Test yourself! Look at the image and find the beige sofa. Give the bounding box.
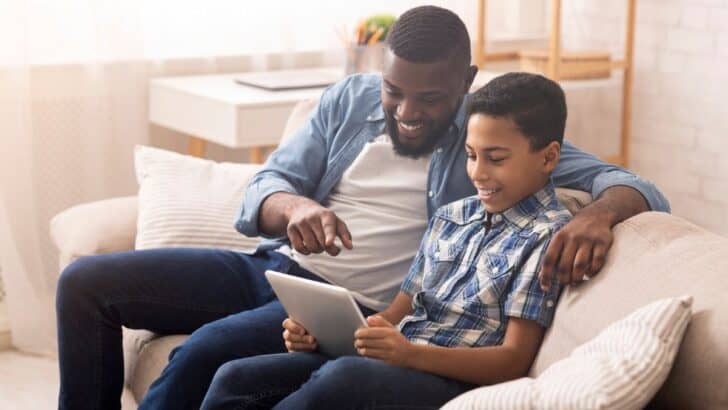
[50,102,728,408]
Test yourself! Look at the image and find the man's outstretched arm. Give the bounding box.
[539,185,649,290]
[542,142,670,288]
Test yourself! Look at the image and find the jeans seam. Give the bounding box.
[104,296,232,316]
[94,311,103,410]
[233,387,296,410]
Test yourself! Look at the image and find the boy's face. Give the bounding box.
[465,113,560,214]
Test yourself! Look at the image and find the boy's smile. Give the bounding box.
[465,113,559,214]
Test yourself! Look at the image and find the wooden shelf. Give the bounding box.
[475,0,637,168]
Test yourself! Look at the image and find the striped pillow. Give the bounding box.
[442,295,693,410]
[134,145,262,252]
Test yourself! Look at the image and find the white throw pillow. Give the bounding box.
[442,295,693,410]
[134,145,262,252]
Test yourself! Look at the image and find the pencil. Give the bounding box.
[367,27,384,45]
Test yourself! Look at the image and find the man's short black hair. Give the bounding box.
[467,72,567,150]
[387,5,471,67]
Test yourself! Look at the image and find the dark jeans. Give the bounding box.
[199,352,475,410]
[55,247,372,410]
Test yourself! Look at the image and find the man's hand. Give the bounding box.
[539,204,615,291]
[282,318,318,352]
[286,200,353,256]
[539,186,650,291]
[354,315,413,367]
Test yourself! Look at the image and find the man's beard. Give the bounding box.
[384,111,450,159]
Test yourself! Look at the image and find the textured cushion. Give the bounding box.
[443,295,692,410]
[126,333,189,402]
[50,196,138,270]
[532,212,728,409]
[134,145,262,252]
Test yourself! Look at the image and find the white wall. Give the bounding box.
[561,0,728,236]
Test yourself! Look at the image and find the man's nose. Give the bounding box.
[396,99,422,120]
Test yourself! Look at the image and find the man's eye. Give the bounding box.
[421,96,443,104]
[385,88,401,97]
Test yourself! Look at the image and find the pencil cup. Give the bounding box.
[345,42,386,75]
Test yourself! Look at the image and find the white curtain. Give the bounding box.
[0,0,546,355]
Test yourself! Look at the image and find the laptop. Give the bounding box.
[234,68,343,91]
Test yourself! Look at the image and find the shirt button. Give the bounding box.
[428,190,434,198]
[493,214,503,223]
[436,147,443,153]
[546,300,555,308]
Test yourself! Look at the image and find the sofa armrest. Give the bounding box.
[50,196,138,270]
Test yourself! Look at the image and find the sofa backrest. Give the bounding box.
[531,212,728,409]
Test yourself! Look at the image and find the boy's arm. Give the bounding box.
[404,317,544,385]
[543,142,670,287]
[378,291,414,325]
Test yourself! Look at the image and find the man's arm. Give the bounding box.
[259,192,352,256]
[541,142,670,287]
[234,79,348,240]
[539,185,647,290]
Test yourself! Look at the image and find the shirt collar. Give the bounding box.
[492,182,558,230]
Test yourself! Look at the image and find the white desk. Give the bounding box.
[149,68,341,163]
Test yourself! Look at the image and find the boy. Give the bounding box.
[200,72,573,410]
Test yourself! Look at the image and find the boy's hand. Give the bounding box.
[286,200,353,256]
[282,318,318,352]
[354,315,413,367]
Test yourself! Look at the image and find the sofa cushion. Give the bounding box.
[442,295,692,410]
[50,196,138,270]
[531,212,728,409]
[126,333,189,402]
[135,145,262,252]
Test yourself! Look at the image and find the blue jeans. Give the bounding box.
[200,352,475,410]
[56,247,365,410]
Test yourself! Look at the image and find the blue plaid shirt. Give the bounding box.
[399,182,572,348]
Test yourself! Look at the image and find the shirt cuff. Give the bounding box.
[234,178,298,238]
[591,171,671,213]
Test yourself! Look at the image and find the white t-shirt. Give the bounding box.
[288,134,431,310]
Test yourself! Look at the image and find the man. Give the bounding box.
[56,5,669,410]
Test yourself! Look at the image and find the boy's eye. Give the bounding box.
[488,157,506,163]
[465,152,476,160]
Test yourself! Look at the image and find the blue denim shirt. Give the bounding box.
[235,74,669,250]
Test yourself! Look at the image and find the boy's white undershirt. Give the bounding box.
[283,134,431,311]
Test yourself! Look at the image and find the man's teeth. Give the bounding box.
[399,122,423,131]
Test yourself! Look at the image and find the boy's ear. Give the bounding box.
[542,141,561,173]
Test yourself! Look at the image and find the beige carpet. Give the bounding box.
[0,350,137,410]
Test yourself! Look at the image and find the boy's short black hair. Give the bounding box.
[467,72,567,150]
[387,5,470,68]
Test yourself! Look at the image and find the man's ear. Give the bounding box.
[464,65,478,93]
[542,141,561,173]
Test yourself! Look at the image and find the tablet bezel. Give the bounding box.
[265,270,368,357]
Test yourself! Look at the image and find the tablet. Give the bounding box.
[265,270,368,357]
